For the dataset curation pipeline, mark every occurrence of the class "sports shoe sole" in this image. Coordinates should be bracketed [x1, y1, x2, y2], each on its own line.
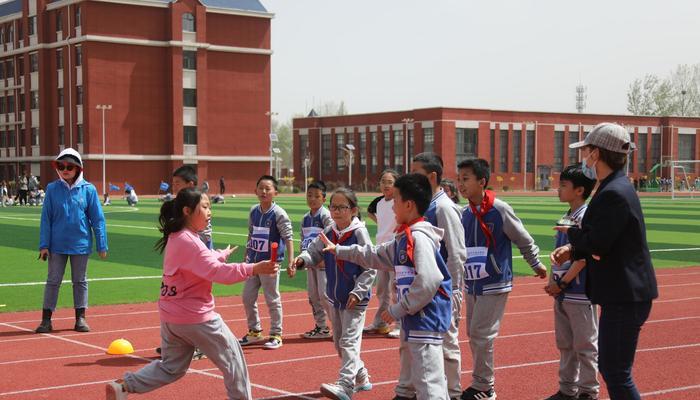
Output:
[354, 382, 372, 393]
[319, 384, 351, 400]
[106, 381, 127, 400]
[239, 337, 266, 346]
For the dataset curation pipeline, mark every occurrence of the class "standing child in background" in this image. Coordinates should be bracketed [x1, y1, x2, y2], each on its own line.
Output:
[411, 152, 467, 400]
[456, 158, 547, 400]
[105, 188, 278, 400]
[291, 180, 334, 339]
[543, 164, 599, 400]
[364, 169, 400, 338]
[294, 188, 376, 400]
[324, 173, 453, 400]
[36, 148, 108, 333]
[240, 175, 294, 350]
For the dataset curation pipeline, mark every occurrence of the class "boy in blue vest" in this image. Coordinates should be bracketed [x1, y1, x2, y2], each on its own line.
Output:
[457, 158, 547, 400]
[543, 164, 599, 400]
[322, 173, 453, 400]
[240, 175, 294, 350]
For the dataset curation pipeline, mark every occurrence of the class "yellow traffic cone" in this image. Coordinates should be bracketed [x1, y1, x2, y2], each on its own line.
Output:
[107, 338, 134, 355]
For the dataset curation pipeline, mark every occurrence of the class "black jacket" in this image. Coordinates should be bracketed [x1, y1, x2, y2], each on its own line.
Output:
[568, 169, 658, 305]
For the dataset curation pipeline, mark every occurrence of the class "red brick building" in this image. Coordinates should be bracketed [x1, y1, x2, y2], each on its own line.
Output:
[0, 0, 272, 193]
[293, 107, 700, 191]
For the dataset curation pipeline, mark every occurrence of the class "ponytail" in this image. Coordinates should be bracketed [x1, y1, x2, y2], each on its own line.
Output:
[154, 187, 202, 253]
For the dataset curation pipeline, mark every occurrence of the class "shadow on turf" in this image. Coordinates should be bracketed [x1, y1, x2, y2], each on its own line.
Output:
[65, 356, 152, 368]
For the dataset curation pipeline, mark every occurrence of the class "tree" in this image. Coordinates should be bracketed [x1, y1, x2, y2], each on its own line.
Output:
[627, 64, 700, 117]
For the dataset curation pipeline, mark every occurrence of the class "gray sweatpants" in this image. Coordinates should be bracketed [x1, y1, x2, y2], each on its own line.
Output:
[554, 300, 600, 397]
[466, 292, 508, 392]
[329, 305, 367, 392]
[124, 316, 251, 400]
[242, 272, 283, 335]
[42, 254, 89, 311]
[370, 270, 395, 328]
[395, 339, 449, 400]
[307, 268, 331, 329]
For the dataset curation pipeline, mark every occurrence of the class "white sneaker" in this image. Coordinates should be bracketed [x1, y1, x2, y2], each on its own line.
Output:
[320, 383, 352, 400]
[106, 381, 127, 400]
[354, 367, 372, 393]
[386, 327, 401, 339]
[262, 335, 283, 350]
[239, 330, 265, 346]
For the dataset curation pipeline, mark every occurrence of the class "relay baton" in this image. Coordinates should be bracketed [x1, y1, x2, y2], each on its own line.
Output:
[270, 242, 278, 262]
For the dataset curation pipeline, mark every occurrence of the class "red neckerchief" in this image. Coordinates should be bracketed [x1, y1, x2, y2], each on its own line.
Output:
[332, 229, 356, 278]
[394, 217, 425, 264]
[469, 190, 496, 249]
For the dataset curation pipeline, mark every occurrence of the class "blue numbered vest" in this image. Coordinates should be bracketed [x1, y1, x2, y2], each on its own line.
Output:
[246, 204, 285, 263]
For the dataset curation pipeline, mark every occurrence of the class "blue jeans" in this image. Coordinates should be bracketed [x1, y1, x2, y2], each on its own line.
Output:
[42, 254, 90, 311]
[598, 301, 652, 400]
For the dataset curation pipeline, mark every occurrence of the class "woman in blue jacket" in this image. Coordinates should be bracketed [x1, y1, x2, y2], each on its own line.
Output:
[36, 148, 108, 333]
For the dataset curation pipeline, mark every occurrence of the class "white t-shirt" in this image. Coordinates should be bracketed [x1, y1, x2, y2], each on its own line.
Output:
[375, 197, 397, 244]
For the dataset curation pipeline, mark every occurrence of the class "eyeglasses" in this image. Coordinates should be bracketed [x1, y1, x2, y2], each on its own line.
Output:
[380, 180, 395, 185]
[329, 205, 351, 212]
[56, 163, 75, 171]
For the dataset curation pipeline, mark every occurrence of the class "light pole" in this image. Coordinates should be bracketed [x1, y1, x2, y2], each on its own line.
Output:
[96, 104, 112, 195]
[303, 156, 310, 192]
[342, 143, 355, 187]
[402, 118, 414, 174]
[266, 111, 278, 175]
[272, 147, 281, 179]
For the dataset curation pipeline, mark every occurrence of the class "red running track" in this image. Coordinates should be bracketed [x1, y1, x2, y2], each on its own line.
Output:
[1, 266, 699, 399]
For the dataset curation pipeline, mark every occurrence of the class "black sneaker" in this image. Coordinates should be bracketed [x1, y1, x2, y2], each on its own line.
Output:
[576, 393, 598, 400]
[544, 391, 576, 400]
[192, 348, 207, 360]
[392, 396, 417, 400]
[461, 386, 496, 400]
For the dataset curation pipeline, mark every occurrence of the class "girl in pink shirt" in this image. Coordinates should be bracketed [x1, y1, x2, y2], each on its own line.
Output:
[107, 188, 278, 400]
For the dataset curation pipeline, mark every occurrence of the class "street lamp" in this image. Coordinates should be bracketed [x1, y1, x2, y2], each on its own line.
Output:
[96, 104, 112, 195]
[266, 111, 278, 175]
[272, 147, 281, 179]
[342, 143, 355, 187]
[402, 118, 414, 174]
[303, 156, 311, 192]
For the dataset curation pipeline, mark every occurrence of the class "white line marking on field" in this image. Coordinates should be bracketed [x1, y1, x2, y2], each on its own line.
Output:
[102, 207, 139, 214]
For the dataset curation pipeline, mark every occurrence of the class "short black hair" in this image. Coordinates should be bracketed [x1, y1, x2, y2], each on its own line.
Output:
[394, 173, 432, 215]
[307, 180, 327, 196]
[412, 152, 444, 183]
[172, 165, 198, 185]
[590, 145, 628, 171]
[457, 158, 491, 186]
[560, 163, 596, 200]
[256, 175, 278, 190]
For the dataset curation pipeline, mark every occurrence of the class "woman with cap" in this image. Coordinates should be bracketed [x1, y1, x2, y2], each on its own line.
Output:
[36, 148, 108, 333]
[551, 123, 657, 400]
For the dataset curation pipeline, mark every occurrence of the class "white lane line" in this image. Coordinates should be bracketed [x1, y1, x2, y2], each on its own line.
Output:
[638, 384, 700, 397]
[0, 379, 115, 397]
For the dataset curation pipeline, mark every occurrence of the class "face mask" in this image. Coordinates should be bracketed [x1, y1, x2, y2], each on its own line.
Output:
[582, 155, 597, 180]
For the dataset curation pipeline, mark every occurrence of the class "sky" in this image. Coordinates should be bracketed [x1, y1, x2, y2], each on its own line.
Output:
[263, 0, 700, 122]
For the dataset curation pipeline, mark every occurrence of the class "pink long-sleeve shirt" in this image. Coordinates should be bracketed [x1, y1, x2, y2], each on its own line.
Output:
[159, 229, 254, 324]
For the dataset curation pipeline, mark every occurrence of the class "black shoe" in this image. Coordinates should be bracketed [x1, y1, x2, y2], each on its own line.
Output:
[192, 348, 207, 360]
[74, 308, 90, 332]
[392, 396, 417, 400]
[461, 386, 496, 400]
[35, 309, 53, 333]
[576, 394, 598, 400]
[544, 391, 577, 400]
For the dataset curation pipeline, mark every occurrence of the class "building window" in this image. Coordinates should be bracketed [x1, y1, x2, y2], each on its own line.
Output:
[370, 131, 377, 172]
[58, 126, 65, 146]
[322, 134, 332, 170]
[512, 130, 521, 173]
[17, 20, 23, 41]
[183, 13, 196, 32]
[678, 135, 696, 172]
[75, 6, 81, 27]
[490, 129, 496, 167]
[423, 128, 434, 153]
[0, 97, 5, 114]
[0, 27, 4, 44]
[298, 135, 308, 166]
[183, 88, 196, 107]
[553, 131, 564, 172]
[19, 92, 24, 110]
[19, 127, 25, 147]
[568, 130, 579, 166]
[6, 60, 13, 78]
[456, 128, 478, 162]
[56, 49, 63, 69]
[637, 132, 647, 172]
[184, 126, 197, 145]
[57, 88, 64, 107]
[359, 132, 367, 174]
[183, 50, 197, 70]
[28, 16, 36, 36]
[7, 25, 13, 43]
[30, 91, 38, 109]
[499, 129, 508, 172]
[393, 129, 403, 170]
[8, 129, 16, 147]
[7, 95, 14, 113]
[76, 86, 83, 105]
[29, 52, 38, 73]
[651, 134, 661, 166]
[383, 130, 390, 168]
[76, 124, 83, 144]
[0, 62, 4, 79]
[0, 131, 6, 148]
[17, 57, 23, 76]
[31, 127, 38, 146]
[336, 132, 346, 171]
[56, 11, 63, 32]
[75, 46, 82, 66]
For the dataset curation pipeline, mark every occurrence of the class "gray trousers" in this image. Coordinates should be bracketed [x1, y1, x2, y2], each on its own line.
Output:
[370, 270, 395, 328]
[554, 300, 600, 397]
[466, 292, 508, 391]
[242, 272, 282, 335]
[395, 340, 449, 400]
[329, 305, 367, 392]
[42, 254, 89, 311]
[124, 316, 251, 400]
[307, 268, 331, 329]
